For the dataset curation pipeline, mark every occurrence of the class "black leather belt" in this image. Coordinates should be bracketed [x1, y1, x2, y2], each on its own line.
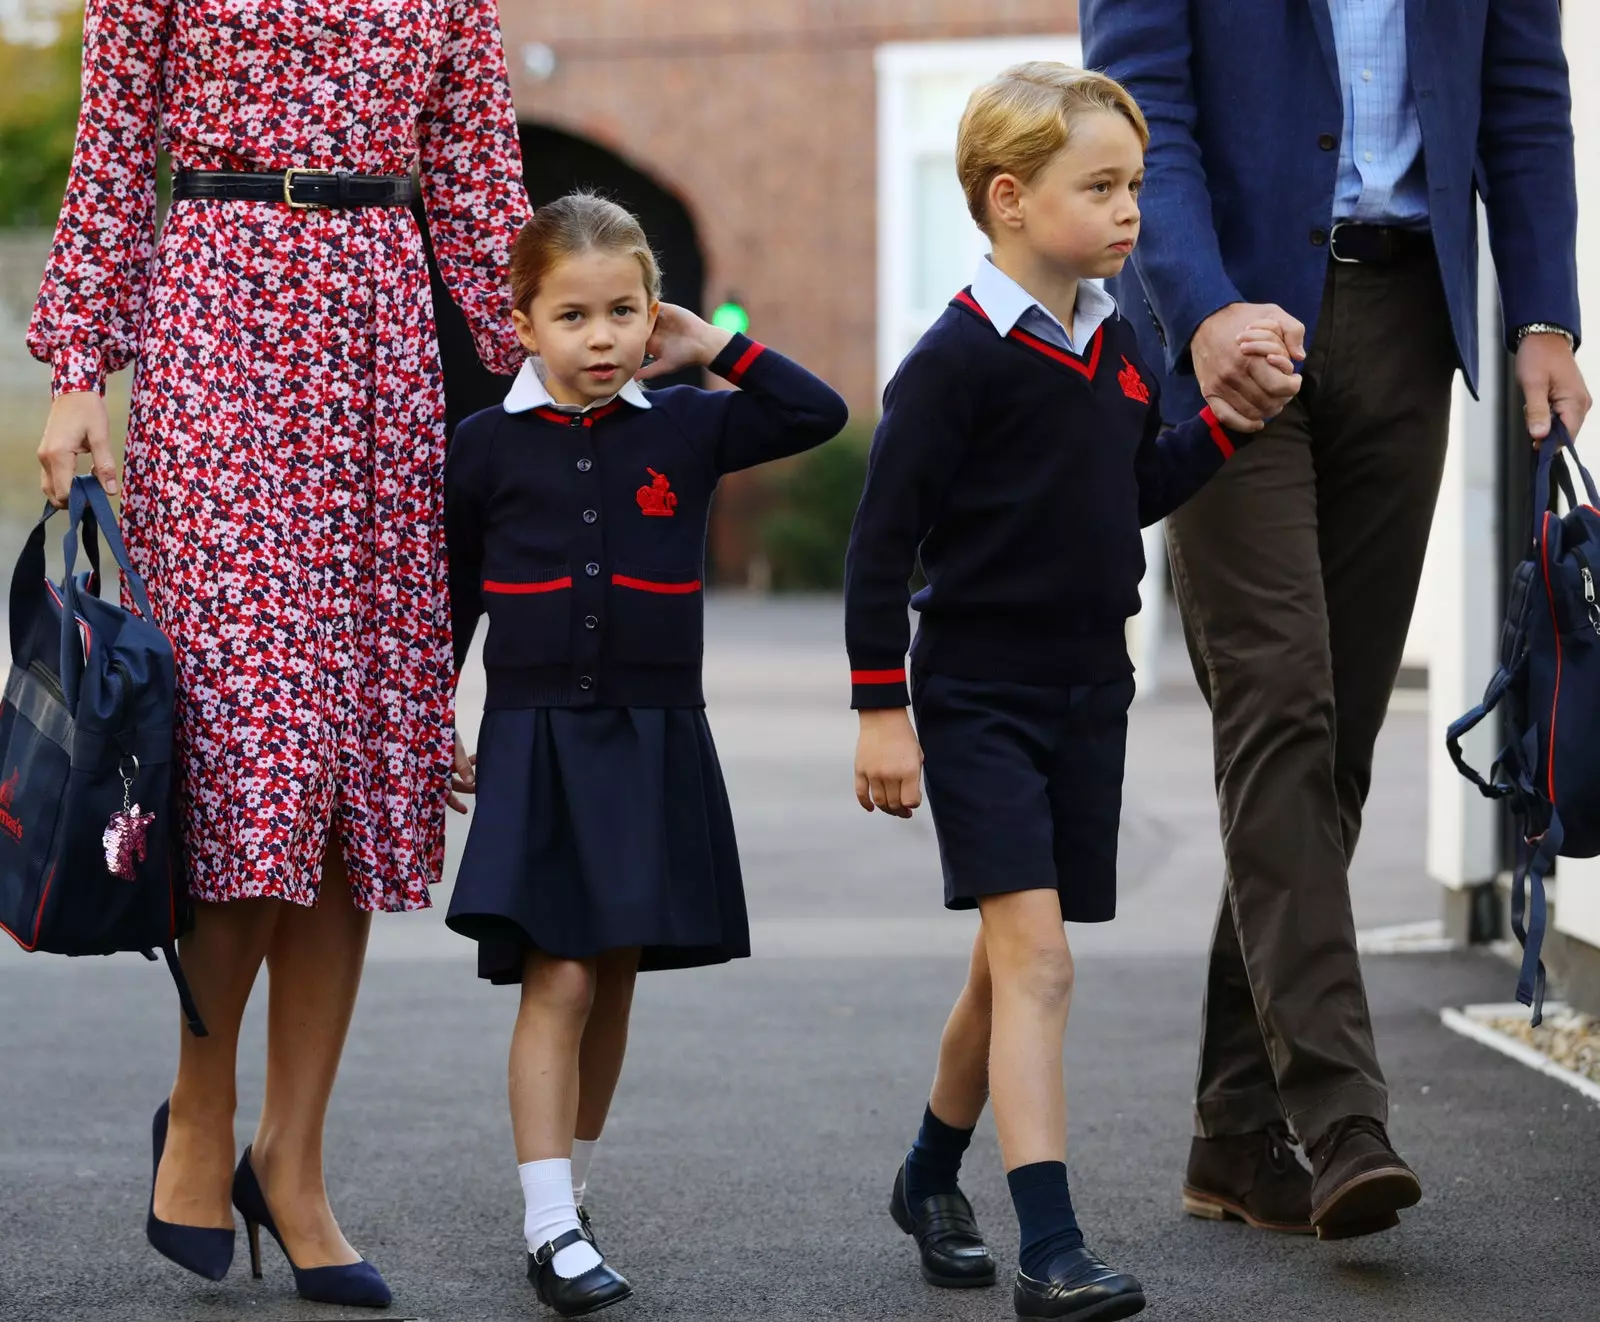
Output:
[1328, 222, 1432, 266]
[171, 169, 419, 210]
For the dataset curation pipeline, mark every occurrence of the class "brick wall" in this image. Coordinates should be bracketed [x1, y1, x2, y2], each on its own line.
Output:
[498, 1, 1082, 420]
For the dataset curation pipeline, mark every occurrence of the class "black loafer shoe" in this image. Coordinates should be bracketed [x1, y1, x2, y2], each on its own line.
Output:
[1014, 1245, 1146, 1321]
[1308, 1116, 1420, 1241]
[889, 1157, 996, 1288]
[528, 1228, 632, 1317]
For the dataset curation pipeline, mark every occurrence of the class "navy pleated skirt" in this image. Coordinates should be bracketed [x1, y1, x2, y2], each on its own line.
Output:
[446, 706, 750, 983]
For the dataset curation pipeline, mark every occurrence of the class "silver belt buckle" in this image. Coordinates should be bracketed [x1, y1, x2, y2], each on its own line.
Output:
[1328, 221, 1362, 265]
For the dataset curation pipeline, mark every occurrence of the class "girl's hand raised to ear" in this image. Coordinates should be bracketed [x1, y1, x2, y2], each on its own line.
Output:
[636, 303, 734, 381]
[448, 731, 477, 815]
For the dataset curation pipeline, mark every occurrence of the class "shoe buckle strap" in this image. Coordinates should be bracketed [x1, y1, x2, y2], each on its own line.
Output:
[534, 1227, 589, 1266]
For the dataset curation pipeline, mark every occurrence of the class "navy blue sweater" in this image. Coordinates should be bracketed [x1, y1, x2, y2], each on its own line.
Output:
[447, 334, 849, 709]
[844, 290, 1249, 709]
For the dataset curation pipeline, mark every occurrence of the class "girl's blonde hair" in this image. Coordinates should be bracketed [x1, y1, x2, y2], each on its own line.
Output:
[956, 62, 1150, 235]
[509, 192, 663, 313]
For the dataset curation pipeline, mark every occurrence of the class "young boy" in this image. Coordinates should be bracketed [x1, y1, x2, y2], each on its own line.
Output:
[845, 64, 1299, 1321]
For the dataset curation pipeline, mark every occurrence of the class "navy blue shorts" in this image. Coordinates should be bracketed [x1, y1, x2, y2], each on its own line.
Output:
[911, 670, 1136, 921]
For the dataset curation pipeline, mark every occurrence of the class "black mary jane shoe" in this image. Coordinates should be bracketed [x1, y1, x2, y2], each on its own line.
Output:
[889, 1156, 997, 1288]
[577, 1204, 598, 1249]
[528, 1228, 632, 1318]
[1013, 1245, 1146, 1321]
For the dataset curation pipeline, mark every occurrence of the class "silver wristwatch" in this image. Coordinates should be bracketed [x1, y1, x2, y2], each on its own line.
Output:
[1517, 322, 1576, 349]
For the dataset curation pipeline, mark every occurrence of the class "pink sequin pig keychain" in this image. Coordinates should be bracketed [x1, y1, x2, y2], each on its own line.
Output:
[104, 754, 155, 881]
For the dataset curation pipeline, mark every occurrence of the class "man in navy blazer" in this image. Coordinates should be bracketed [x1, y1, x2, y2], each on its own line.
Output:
[1083, 0, 1589, 1242]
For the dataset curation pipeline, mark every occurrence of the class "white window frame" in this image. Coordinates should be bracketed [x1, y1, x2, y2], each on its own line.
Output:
[875, 35, 1083, 397]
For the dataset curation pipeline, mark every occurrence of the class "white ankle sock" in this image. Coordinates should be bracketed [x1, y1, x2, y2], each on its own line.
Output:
[519, 1158, 603, 1278]
[571, 1138, 598, 1206]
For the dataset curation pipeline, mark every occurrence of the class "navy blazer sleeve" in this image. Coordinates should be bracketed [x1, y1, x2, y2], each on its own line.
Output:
[1081, 0, 1242, 374]
[1478, 0, 1581, 347]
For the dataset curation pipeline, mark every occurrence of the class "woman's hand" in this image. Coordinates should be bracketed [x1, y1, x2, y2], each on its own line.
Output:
[854, 707, 924, 818]
[448, 731, 477, 815]
[635, 303, 734, 381]
[38, 390, 116, 508]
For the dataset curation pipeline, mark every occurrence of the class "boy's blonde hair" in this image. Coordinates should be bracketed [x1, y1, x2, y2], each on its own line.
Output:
[510, 192, 663, 314]
[956, 62, 1150, 236]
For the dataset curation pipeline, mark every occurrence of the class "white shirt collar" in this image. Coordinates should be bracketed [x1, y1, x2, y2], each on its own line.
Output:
[969, 256, 1118, 350]
[502, 357, 653, 414]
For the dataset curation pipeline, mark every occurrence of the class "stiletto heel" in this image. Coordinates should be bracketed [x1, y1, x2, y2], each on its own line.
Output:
[245, 1219, 263, 1278]
[231, 1146, 392, 1308]
[146, 1101, 235, 1281]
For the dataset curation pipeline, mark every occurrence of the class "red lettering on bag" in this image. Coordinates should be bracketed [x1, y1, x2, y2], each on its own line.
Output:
[0, 767, 21, 843]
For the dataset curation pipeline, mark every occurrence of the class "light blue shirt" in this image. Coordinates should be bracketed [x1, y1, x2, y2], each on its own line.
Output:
[1327, 0, 1429, 227]
[969, 257, 1118, 355]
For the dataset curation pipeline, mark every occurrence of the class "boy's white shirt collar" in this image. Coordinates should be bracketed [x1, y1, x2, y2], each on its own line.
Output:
[969, 255, 1118, 350]
[503, 357, 653, 413]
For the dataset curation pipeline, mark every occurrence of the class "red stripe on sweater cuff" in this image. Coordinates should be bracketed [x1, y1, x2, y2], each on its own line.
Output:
[1200, 406, 1234, 459]
[851, 668, 907, 685]
[725, 341, 766, 384]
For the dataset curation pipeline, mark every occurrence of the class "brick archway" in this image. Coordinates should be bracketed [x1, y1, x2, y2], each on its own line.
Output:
[421, 121, 706, 439]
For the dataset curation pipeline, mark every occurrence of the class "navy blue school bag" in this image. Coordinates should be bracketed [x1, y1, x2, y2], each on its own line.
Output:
[0, 476, 204, 1034]
[1447, 421, 1600, 1026]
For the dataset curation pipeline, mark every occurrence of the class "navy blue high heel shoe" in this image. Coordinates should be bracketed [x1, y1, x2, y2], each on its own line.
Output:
[231, 1146, 392, 1308]
[146, 1101, 235, 1281]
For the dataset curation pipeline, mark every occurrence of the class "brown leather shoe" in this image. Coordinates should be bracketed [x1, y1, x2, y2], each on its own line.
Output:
[1308, 1116, 1420, 1240]
[1182, 1123, 1314, 1233]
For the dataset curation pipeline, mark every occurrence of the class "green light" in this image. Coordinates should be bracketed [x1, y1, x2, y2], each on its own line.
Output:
[711, 301, 750, 335]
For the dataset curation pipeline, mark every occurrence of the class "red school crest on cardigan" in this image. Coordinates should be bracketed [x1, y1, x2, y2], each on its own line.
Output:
[636, 468, 678, 517]
[1118, 356, 1150, 404]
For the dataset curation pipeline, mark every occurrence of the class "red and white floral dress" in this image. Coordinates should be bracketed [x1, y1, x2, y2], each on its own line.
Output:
[27, 0, 531, 911]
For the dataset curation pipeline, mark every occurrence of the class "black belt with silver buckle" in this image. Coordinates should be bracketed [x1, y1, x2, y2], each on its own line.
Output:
[1328, 222, 1432, 266]
[171, 168, 419, 211]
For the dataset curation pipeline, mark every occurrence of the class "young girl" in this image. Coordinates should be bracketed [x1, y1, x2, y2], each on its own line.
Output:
[845, 66, 1298, 1320]
[443, 193, 848, 1316]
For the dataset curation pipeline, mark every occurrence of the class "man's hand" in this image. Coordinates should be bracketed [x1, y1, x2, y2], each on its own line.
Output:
[447, 731, 477, 815]
[38, 390, 115, 509]
[636, 303, 733, 381]
[854, 707, 923, 818]
[1191, 302, 1306, 431]
[1517, 332, 1592, 443]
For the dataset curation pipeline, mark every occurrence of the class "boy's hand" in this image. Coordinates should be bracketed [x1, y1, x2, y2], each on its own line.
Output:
[636, 303, 734, 381]
[855, 707, 924, 818]
[1236, 322, 1299, 377]
[448, 731, 477, 815]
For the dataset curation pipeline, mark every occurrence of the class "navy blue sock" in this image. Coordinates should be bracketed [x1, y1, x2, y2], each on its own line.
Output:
[904, 1105, 974, 1206]
[1007, 1161, 1085, 1278]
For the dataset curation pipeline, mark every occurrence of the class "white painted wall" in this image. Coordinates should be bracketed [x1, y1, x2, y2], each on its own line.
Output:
[1552, 3, 1600, 948]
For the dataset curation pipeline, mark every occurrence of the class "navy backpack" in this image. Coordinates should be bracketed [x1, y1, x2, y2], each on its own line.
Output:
[0, 476, 204, 1034]
[1447, 421, 1600, 1025]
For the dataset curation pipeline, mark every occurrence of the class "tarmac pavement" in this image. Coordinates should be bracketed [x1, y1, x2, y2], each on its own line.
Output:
[2, 598, 1595, 1321]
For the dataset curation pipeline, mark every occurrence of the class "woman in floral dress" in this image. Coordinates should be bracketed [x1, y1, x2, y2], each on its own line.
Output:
[30, 0, 530, 1295]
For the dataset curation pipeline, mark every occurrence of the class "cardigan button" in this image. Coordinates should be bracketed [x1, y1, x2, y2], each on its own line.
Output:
[578, 675, 594, 690]
[584, 615, 598, 630]
[585, 562, 600, 577]
[576, 458, 592, 472]
[583, 509, 598, 524]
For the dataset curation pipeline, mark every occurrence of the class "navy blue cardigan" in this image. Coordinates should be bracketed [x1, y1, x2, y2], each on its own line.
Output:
[447, 334, 849, 709]
[844, 291, 1248, 709]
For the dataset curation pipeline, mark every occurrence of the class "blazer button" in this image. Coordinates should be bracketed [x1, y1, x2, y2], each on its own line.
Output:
[583, 510, 598, 524]
[585, 562, 600, 577]
[576, 458, 592, 472]
[579, 675, 594, 690]
[1318, 133, 1336, 151]
[584, 615, 598, 630]
[1310, 228, 1328, 247]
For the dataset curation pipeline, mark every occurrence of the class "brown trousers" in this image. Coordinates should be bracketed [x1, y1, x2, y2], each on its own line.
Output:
[1167, 252, 1459, 1148]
